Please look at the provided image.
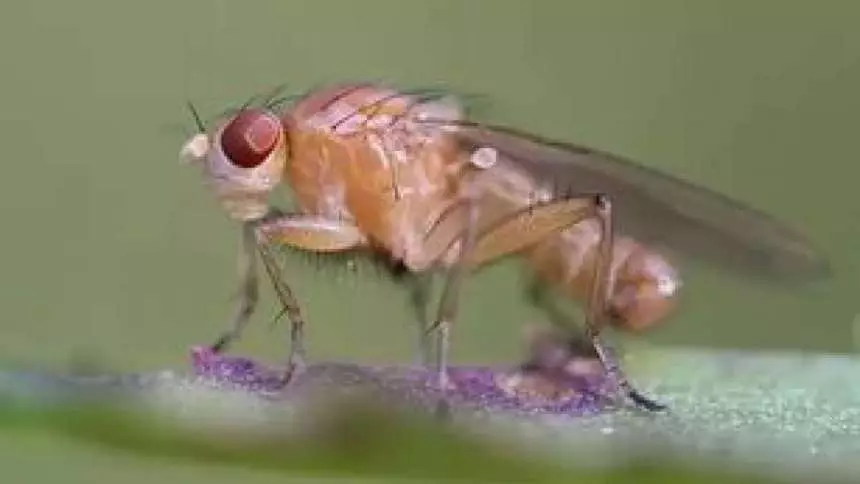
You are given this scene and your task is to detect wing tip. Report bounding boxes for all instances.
[759,239,833,284]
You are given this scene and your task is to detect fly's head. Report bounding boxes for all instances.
[180,108,288,222]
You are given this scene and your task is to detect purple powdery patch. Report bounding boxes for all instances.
[190,346,621,417]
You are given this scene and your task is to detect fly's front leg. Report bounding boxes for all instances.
[211,222,259,354]
[253,212,367,379]
[255,240,308,379]
[584,195,666,412]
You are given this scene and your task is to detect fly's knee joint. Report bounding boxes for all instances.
[251,226,270,246]
[239,295,257,317]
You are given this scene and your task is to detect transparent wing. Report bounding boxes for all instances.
[423,119,830,283]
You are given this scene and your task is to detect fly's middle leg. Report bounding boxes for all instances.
[424,198,481,418]
[406,272,435,367]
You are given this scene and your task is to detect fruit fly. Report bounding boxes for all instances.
[179,82,827,412]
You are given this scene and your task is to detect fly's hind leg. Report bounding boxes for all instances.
[421,186,666,414]
[252,213,367,379]
[582,195,666,412]
[523,275,598,363]
[211,222,260,354]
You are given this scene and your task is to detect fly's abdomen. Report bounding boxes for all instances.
[526,221,681,332]
[460,154,682,332]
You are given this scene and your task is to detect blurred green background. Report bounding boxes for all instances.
[0,0,857,481]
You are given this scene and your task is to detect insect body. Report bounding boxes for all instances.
[181,82,827,412]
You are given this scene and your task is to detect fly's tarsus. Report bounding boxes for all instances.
[628,388,668,412]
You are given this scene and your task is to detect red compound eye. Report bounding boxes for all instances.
[219,109,281,168]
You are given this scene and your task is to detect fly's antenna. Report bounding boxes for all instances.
[186,100,206,133]
[180,100,211,164]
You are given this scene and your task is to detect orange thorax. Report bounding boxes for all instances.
[282,84,468,263]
